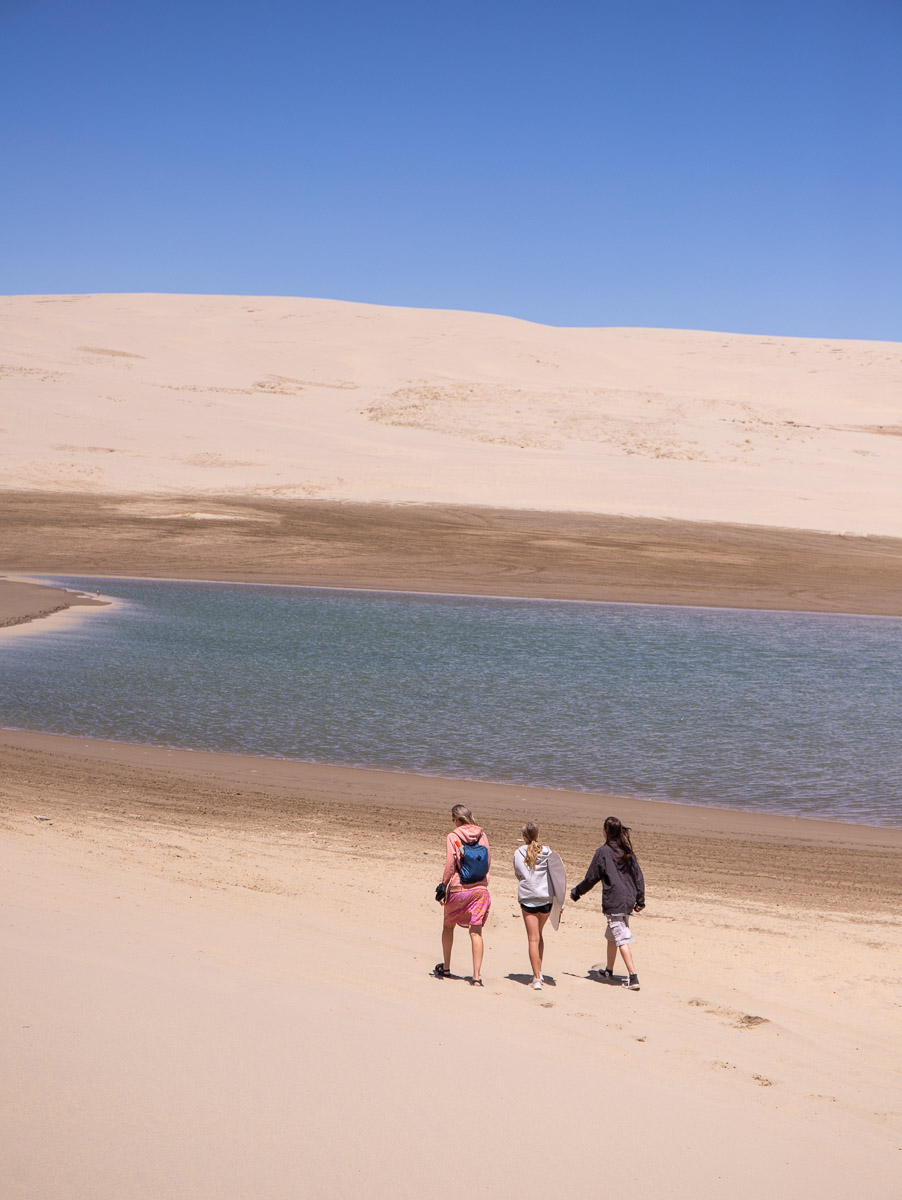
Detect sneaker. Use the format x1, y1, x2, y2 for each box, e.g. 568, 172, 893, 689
531, 977, 543, 990
599, 968, 614, 981
623, 974, 640, 990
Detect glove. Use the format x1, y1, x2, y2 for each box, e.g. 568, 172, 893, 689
569, 888, 580, 902
435, 883, 447, 903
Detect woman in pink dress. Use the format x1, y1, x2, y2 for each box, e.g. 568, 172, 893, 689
434, 804, 491, 986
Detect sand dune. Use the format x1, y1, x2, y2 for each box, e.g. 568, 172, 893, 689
2, 294, 900, 534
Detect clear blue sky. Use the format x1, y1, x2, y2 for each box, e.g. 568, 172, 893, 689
2, 0, 900, 338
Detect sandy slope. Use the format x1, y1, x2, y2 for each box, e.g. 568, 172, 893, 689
2, 732, 901, 1199
2, 294, 901, 534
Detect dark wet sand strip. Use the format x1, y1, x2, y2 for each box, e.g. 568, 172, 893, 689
4, 491, 902, 615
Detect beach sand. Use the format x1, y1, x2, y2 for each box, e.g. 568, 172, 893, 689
0, 576, 106, 629
2, 729, 901, 1198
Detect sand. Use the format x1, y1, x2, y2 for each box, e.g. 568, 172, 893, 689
6, 493, 902, 615
0, 577, 106, 630
2, 293, 901, 535
2, 729, 901, 1198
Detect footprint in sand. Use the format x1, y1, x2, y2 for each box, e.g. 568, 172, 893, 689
689, 998, 770, 1030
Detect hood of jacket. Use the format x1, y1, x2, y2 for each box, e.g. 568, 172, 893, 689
453, 823, 484, 845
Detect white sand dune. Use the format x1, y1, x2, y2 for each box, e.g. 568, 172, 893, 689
2, 293, 901, 534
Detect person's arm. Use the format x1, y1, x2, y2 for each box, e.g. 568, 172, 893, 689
570, 848, 604, 901
632, 856, 646, 910
512, 848, 524, 880
442, 835, 459, 885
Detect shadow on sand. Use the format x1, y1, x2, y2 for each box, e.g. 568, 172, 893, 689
561, 968, 626, 985
505, 973, 556, 987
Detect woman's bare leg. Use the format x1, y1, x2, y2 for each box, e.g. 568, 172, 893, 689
536, 911, 550, 973
522, 910, 550, 979
468, 925, 484, 981
522, 910, 542, 978
441, 924, 454, 971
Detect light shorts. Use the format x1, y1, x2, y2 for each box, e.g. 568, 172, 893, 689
604, 912, 633, 946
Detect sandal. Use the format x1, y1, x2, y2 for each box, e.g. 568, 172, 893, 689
470, 977, 484, 987
434, 963, 450, 978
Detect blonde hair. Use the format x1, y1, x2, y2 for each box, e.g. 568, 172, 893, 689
451, 804, 473, 825
522, 821, 541, 870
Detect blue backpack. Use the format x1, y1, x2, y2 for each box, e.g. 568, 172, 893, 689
458, 840, 489, 885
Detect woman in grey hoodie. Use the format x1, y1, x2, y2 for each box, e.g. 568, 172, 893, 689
513, 822, 566, 990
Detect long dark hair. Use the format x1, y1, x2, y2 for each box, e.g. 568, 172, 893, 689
604, 815, 633, 860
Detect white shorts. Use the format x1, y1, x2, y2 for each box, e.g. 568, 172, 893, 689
604, 913, 633, 946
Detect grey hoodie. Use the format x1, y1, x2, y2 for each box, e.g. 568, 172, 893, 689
513, 844, 553, 905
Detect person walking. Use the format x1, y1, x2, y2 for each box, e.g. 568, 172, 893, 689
570, 816, 645, 990
513, 821, 567, 990
434, 804, 491, 986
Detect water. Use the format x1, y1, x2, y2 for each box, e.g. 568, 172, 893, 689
2, 576, 901, 826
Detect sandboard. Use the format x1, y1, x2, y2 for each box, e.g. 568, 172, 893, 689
548, 850, 567, 930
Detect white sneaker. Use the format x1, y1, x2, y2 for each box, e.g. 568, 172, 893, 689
532, 977, 543, 990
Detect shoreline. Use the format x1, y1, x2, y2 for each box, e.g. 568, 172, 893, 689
18, 568, 902, 622
3, 729, 901, 900
3, 726, 902, 838
5, 493, 902, 615
0, 576, 108, 630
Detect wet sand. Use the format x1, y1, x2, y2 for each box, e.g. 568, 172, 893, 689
5, 491, 902, 614
0, 576, 105, 629
3, 729, 901, 909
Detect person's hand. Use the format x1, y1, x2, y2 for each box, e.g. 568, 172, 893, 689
569, 888, 580, 902
633, 903, 645, 914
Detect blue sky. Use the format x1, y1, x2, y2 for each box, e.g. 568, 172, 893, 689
2, 0, 900, 338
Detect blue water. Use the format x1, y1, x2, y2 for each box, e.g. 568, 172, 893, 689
2, 576, 901, 826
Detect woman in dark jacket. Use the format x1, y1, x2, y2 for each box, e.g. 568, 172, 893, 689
570, 816, 645, 990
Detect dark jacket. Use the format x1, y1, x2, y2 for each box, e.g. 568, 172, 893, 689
571, 842, 645, 914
